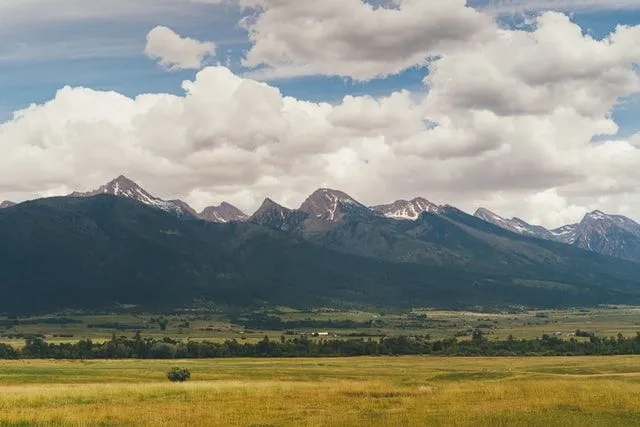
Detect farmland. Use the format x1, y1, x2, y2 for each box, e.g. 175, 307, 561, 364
1, 356, 640, 426
2, 305, 640, 346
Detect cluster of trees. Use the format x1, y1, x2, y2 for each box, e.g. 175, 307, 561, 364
3, 330, 640, 359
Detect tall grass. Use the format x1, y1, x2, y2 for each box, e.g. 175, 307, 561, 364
1, 356, 640, 426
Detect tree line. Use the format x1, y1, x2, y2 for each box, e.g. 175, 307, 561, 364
2, 330, 640, 359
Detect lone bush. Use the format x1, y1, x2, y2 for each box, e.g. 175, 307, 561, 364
167, 367, 191, 382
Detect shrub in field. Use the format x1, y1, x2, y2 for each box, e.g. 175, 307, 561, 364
167, 367, 191, 382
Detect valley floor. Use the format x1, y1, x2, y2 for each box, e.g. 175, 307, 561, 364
1, 356, 640, 426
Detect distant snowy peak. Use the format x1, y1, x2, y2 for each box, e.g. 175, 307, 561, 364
474, 206, 640, 262
474, 208, 555, 240
550, 224, 578, 244
579, 211, 640, 237
0, 201, 15, 209
70, 175, 196, 218
372, 197, 440, 220
474, 208, 517, 231
299, 188, 375, 222
200, 202, 248, 223
509, 217, 557, 240
571, 211, 640, 261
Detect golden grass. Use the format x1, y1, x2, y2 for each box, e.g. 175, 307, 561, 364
1, 357, 640, 426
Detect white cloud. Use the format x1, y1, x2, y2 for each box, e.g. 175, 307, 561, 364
424, 12, 640, 118
239, 0, 494, 80
145, 26, 217, 71
2, 6, 640, 229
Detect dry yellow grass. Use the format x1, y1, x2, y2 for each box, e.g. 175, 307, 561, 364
1, 356, 640, 426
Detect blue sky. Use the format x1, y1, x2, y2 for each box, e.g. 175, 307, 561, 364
2, 1, 637, 135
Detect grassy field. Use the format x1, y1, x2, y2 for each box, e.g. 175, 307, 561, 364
1, 356, 640, 426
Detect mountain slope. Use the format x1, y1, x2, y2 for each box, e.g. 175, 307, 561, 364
0, 201, 15, 209
248, 190, 640, 299
3, 196, 640, 313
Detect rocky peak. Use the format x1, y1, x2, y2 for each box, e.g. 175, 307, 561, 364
299, 188, 374, 222
250, 198, 306, 231
70, 175, 195, 218
71, 175, 151, 199
550, 224, 578, 242
0, 201, 16, 209
252, 198, 292, 218
474, 208, 557, 240
582, 210, 611, 223
199, 202, 248, 223
570, 211, 640, 261
474, 208, 513, 229
372, 197, 439, 220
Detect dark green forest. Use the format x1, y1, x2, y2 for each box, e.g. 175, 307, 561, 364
3, 331, 640, 359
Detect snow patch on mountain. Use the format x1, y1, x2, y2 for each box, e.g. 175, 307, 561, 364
372, 197, 440, 220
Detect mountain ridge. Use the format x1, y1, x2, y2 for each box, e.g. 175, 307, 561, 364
5, 175, 640, 262
473, 207, 640, 262
3, 194, 640, 313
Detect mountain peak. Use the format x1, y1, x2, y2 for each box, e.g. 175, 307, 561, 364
299, 188, 373, 222
250, 198, 306, 231
199, 202, 248, 223
372, 197, 439, 220
474, 207, 507, 224
255, 198, 289, 213
0, 201, 16, 209
70, 175, 195, 218
583, 210, 610, 221
474, 207, 499, 217
72, 175, 154, 201
474, 208, 557, 240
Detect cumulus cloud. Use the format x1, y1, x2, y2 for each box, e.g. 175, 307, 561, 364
239, 0, 494, 80
424, 12, 640, 118
145, 26, 217, 71
2, 6, 640, 229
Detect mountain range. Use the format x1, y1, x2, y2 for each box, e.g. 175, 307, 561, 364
2, 175, 640, 313
67, 175, 249, 223
8, 175, 640, 263
473, 208, 640, 263
4, 176, 640, 264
